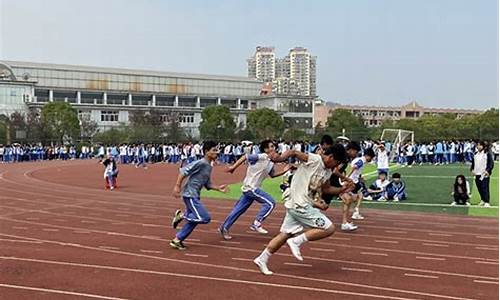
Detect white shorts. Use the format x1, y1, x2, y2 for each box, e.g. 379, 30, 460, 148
280, 205, 333, 235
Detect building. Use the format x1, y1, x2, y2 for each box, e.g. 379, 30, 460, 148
314, 100, 483, 128
0, 60, 315, 138
247, 46, 317, 97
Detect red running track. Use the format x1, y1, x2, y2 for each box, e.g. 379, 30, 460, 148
0, 160, 498, 300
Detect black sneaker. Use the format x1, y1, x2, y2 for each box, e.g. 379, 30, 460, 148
172, 209, 183, 229
169, 239, 187, 250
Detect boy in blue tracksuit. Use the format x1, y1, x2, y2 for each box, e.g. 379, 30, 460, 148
170, 141, 228, 250
218, 140, 291, 240
385, 173, 407, 201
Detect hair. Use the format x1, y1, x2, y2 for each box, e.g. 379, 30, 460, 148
392, 173, 401, 179
320, 135, 334, 147
478, 141, 489, 151
324, 143, 347, 163
346, 141, 361, 152
364, 148, 375, 158
454, 175, 467, 194
203, 141, 218, 154
259, 139, 274, 153
379, 171, 387, 177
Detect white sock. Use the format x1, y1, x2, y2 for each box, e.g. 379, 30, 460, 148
257, 248, 272, 263
354, 208, 359, 213
291, 233, 308, 246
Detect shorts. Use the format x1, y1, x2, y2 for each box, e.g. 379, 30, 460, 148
352, 182, 364, 194
280, 205, 333, 235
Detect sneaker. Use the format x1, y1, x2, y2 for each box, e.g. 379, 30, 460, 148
172, 209, 183, 229
286, 239, 303, 261
478, 201, 485, 207
341, 222, 358, 231
378, 197, 387, 202
352, 212, 365, 220
253, 258, 273, 275
250, 224, 268, 235
466, 202, 471, 206
219, 226, 232, 240
169, 239, 186, 250
363, 195, 373, 201
450, 202, 457, 206
484, 203, 491, 208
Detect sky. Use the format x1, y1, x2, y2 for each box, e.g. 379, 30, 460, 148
0, 0, 498, 110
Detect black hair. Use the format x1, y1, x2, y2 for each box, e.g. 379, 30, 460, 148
478, 141, 489, 151
364, 148, 375, 158
454, 175, 467, 194
392, 173, 401, 179
203, 141, 217, 154
259, 139, 274, 153
346, 141, 361, 152
379, 171, 387, 177
324, 143, 347, 163
320, 135, 334, 146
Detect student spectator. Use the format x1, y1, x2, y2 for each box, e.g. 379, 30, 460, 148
364, 171, 390, 201
451, 175, 471, 206
471, 141, 494, 207
385, 173, 407, 201
375, 142, 390, 175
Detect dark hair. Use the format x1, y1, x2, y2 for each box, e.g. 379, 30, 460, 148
320, 135, 334, 146
392, 173, 401, 179
379, 171, 387, 177
364, 148, 375, 158
346, 141, 361, 152
478, 141, 489, 151
203, 141, 217, 153
259, 139, 274, 153
454, 175, 467, 194
324, 143, 347, 163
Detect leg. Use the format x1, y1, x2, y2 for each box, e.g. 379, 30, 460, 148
252, 189, 276, 228
221, 193, 253, 231
173, 197, 211, 243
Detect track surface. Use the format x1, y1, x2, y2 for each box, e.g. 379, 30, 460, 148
0, 160, 498, 300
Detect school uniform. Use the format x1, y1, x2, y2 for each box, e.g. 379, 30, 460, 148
471, 150, 494, 204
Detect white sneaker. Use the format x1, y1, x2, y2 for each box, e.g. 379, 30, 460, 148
352, 212, 365, 220
250, 224, 268, 235
341, 222, 358, 231
479, 201, 485, 207
363, 195, 373, 201
378, 197, 387, 202
450, 202, 456, 206
253, 258, 273, 275
466, 202, 471, 206
286, 239, 303, 261
484, 203, 491, 208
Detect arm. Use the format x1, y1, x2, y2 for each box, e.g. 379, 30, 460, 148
269, 150, 309, 163
321, 181, 353, 196
226, 155, 247, 173
486, 152, 494, 176
269, 164, 294, 178
173, 173, 187, 197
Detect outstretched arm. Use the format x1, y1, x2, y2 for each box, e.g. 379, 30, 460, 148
269, 150, 309, 163
226, 155, 247, 173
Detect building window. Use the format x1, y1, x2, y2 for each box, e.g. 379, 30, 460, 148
179, 113, 194, 123
101, 111, 118, 122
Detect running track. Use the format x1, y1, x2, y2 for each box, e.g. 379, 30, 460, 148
0, 160, 498, 300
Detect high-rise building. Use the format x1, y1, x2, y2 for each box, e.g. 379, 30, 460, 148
287, 47, 316, 97
247, 46, 276, 83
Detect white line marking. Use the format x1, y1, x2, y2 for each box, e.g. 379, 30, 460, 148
475, 261, 499, 265
310, 248, 336, 253
54, 219, 66, 222
141, 224, 160, 227
231, 257, 252, 262
416, 256, 446, 261
98, 246, 120, 250
342, 267, 373, 273
81, 220, 97, 224
404, 273, 439, 279
184, 254, 208, 258
473, 280, 499, 285
42, 228, 59, 232
111, 222, 126, 225
385, 230, 407, 234
475, 247, 498, 251
140, 250, 162, 254
284, 262, 312, 267
25, 217, 39, 220
185, 238, 200, 242
375, 240, 399, 244
220, 241, 241, 244
428, 233, 452, 237
361, 252, 388, 257
12, 226, 28, 230
476, 236, 498, 240
0, 283, 130, 300
73, 230, 91, 234
331, 237, 351, 241
0, 239, 42, 244
422, 243, 449, 248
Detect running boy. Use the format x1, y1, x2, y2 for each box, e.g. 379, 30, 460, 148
253, 144, 347, 275
170, 141, 228, 250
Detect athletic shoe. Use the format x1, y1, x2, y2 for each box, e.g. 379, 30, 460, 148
286, 239, 304, 261
351, 212, 365, 220
378, 197, 387, 202
484, 203, 491, 208
341, 222, 358, 231
169, 239, 186, 250
363, 195, 373, 201
253, 258, 273, 275
466, 202, 471, 206
172, 209, 183, 229
250, 224, 269, 235
219, 226, 232, 240
450, 202, 457, 206
478, 201, 485, 206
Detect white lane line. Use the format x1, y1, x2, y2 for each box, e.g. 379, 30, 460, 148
111, 222, 126, 225
416, 256, 446, 261
140, 250, 162, 254
42, 228, 59, 232
0, 284, 130, 300
361, 252, 388, 257
404, 273, 439, 279
12, 226, 28, 230
116, 214, 130, 217
231, 257, 252, 262
473, 280, 498, 285
475, 247, 498, 251
81, 220, 97, 224
310, 248, 335, 253
73, 230, 91, 234
220, 241, 241, 244
475, 261, 499, 265
184, 254, 208, 258
422, 243, 449, 248
375, 240, 399, 244
428, 233, 452, 237
476, 235, 498, 240
185, 238, 200, 242
54, 219, 66, 222
385, 230, 407, 234
98, 246, 120, 250
141, 235, 161, 239
141, 224, 160, 227
25, 217, 39, 220
0, 239, 42, 244
284, 262, 312, 267
341, 267, 373, 273
331, 237, 351, 241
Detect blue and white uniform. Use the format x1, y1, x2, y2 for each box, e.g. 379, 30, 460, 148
349, 157, 367, 193
221, 153, 276, 230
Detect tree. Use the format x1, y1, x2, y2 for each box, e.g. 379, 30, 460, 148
283, 128, 308, 142
0, 114, 11, 144
164, 112, 186, 144
246, 108, 284, 140
80, 118, 99, 142
128, 110, 167, 143
199, 105, 236, 141
41, 102, 80, 144
93, 127, 128, 145
326, 109, 368, 140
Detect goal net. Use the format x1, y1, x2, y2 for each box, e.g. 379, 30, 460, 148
380, 129, 414, 161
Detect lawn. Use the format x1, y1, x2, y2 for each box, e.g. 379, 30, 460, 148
202, 162, 499, 217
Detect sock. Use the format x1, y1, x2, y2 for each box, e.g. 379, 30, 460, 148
257, 248, 272, 263
291, 233, 308, 246
354, 207, 359, 213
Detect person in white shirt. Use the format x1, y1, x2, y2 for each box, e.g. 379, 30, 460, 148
375, 142, 390, 175
470, 141, 494, 207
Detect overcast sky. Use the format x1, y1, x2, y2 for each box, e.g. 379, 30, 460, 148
0, 0, 498, 109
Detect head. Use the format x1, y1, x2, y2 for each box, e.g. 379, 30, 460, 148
203, 141, 219, 161
364, 148, 375, 162
378, 171, 387, 181
320, 135, 334, 149
345, 141, 361, 159
455, 174, 466, 186
322, 143, 347, 169
259, 139, 275, 154
392, 173, 401, 183
477, 141, 488, 152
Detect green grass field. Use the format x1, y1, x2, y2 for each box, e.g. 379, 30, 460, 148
202, 162, 499, 217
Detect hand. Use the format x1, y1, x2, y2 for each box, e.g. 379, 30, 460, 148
313, 199, 329, 211
218, 184, 229, 193
173, 185, 181, 197
283, 164, 295, 173
225, 167, 235, 174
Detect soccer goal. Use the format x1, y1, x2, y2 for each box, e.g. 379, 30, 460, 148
380, 129, 415, 160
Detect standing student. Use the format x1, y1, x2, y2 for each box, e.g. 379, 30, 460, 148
170, 141, 228, 250
471, 141, 494, 207
102, 155, 119, 190
219, 140, 291, 240
253, 145, 347, 275
375, 142, 389, 175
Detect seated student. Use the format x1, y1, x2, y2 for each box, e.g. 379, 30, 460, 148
451, 175, 471, 206
364, 171, 390, 201
385, 173, 406, 201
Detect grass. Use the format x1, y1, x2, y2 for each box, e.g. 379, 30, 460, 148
202, 162, 499, 217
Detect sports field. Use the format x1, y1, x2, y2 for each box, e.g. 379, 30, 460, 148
203, 162, 499, 217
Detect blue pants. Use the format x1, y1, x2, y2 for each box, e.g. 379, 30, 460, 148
221, 189, 275, 230
176, 197, 211, 241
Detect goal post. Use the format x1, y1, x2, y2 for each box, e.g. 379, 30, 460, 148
380, 129, 415, 161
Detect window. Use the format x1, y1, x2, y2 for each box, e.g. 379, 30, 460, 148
100, 111, 119, 122
179, 113, 194, 123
